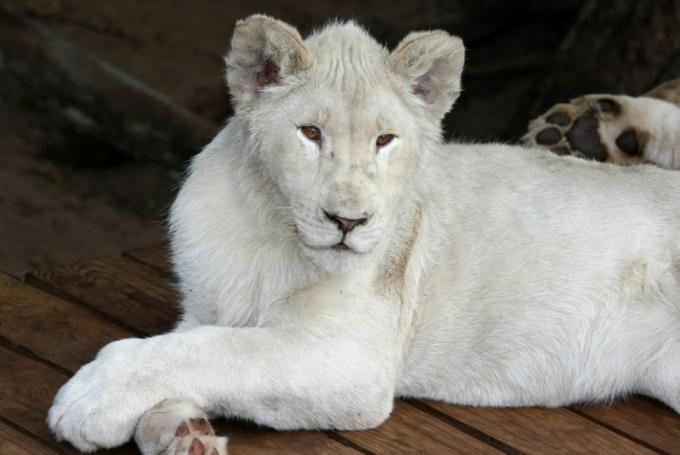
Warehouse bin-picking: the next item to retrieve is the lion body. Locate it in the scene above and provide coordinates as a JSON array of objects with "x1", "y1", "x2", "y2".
[
  {"x1": 49, "y1": 18, "x2": 680, "y2": 453},
  {"x1": 172, "y1": 118, "x2": 680, "y2": 410}
]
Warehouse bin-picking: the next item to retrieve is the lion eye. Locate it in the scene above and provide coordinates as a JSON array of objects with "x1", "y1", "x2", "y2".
[
  {"x1": 376, "y1": 134, "x2": 395, "y2": 147},
  {"x1": 300, "y1": 125, "x2": 321, "y2": 142}
]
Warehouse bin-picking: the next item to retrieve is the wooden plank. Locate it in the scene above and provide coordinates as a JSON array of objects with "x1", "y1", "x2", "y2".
[
  {"x1": 1, "y1": 274, "x2": 358, "y2": 454},
  {"x1": 0, "y1": 420, "x2": 60, "y2": 455},
  {"x1": 124, "y1": 244, "x2": 171, "y2": 274},
  {"x1": 28, "y1": 256, "x2": 179, "y2": 334},
  {"x1": 425, "y1": 401, "x2": 657, "y2": 454},
  {"x1": 0, "y1": 345, "x2": 137, "y2": 454},
  {"x1": 341, "y1": 401, "x2": 502, "y2": 454},
  {"x1": 212, "y1": 420, "x2": 359, "y2": 455},
  {"x1": 575, "y1": 397, "x2": 680, "y2": 454},
  {"x1": 0, "y1": 273, "x2": 129, "y2": 372}
]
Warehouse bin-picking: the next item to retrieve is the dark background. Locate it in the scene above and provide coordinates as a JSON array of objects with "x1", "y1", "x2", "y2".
[{"x1": 1, "y1": 0, "x2": 679, "y2": 275}]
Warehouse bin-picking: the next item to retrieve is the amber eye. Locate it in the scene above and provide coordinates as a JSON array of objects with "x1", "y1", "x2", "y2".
[
  {"x1": 376, "y1": 134, "x2": 395, "y2": 147},
  {"x1": 300, "y1": 125, "x2": 321, "y2": 142}
]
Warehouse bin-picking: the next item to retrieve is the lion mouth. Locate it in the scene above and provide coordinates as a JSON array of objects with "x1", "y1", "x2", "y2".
[
  {"x1": 331, "y1": 242, "x2": 350, "y2": 251},
  {"x1": 294, "y1": 226, "x2": 359, "y2": 253},
  {"x1": 301, "y1": 239, "x2": 355, "y2": 253}
]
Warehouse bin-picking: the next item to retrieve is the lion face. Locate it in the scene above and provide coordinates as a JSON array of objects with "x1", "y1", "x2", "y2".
[
  {"x1": 255, "y1": 80, "x2": 421, "y2": 258},
  {"x1": 225, "y1": 16, "x2": 465, "y2": 263}
]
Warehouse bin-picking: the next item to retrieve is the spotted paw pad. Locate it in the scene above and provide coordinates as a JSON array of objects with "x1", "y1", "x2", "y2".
[
  {"x1": 524, "y1": 96, "x2": 649, "y2": 164},
  {"x1": 176, "y1": 418, "x2": 214, "y2": 437}
]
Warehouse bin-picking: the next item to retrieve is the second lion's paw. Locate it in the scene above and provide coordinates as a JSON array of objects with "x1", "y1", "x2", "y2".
[{"x1": 523, "y1": 95, "x2": 650, "y2": 164}]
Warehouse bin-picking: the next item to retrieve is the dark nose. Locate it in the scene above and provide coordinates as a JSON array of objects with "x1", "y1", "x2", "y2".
[{"x1": 324, "y1": 211, "x2": 368, "y2": 234}]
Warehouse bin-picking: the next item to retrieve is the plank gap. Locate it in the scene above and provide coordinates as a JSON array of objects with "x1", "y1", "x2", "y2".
[
  {"x1": 0, "y1": 414, "x2": 68, "y2": 455},
  {"x1": 568, "y1": 408, "x2": 668, "y2": 455},
  {"x1": 637, "y1": 395, "x2": 678, "y2": 412},
  {"x1": 28, "y1": 256, "x2": 180, "y2": 334},
  {"x1": 406, "y1": 400, "x2": 525, "y2": 455},
  {"x1": 123, "y1": 244, "x2": 172, "y2": 274},
  {"x1": 122, "y1": 251, "x2": 173, "y2": 279},
  {"x1": 24, "y1": 273, "x2": 147, "y2": 337},
  {"x1": 0, "y1": 333, "x2": 73, "y2": 377},
  {"x1": 323, "y1": 431, "x2": 378, "y2": 455},
  {"x1": 117, "y1": 255, "x2": 176, "y2": 289}
]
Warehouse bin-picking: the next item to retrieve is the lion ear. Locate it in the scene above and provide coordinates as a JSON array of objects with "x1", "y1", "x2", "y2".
[
  {"x1": 389, "y1": 31, "x2": 465, "y2": 121},
  {"x1": 225, "y1": 15, "x2": 313, "y2": 110}
]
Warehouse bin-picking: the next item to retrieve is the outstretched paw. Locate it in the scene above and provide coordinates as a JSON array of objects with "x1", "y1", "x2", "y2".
[
  {"x1": 48, "y1": 338, "x2": 160, "y2": 452},
  {"x1": 167, "y1": 418, "x2": 228, "y2": 455},
  {"x1": 523, "y1": 95, "x2": 650, "y2": 164}
]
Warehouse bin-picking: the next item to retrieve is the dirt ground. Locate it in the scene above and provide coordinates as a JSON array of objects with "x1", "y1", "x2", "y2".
[
  {"x1": 0, "y1": 100, "x2": 176, "y2": 276},
  {"x1": 0, "y1": 0, "x2": 241, "y2": 275}
]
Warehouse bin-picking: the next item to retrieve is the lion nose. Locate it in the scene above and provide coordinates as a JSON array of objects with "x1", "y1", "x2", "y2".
[{"x1": 324, "y1": 211, "x2": 368, "y2": 234}]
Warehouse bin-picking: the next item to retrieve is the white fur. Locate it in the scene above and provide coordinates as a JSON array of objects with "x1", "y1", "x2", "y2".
[
  {"x1": 632, "y1": 96, "x2": 680, "y2": 168},
  {"x1": 48, "y1": 16, "x2": 680, "y2": 453}
]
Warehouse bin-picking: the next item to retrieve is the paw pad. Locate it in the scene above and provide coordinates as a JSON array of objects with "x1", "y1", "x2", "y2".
[
  {"x1": 615, "y1": 129, "x2": 646, "y2": 156},
  {"x1": 189, "y1": 438, "x2": 205, "y2": 455},
  {"x1": 549, "y1": 145, "x2": 570, "y2": 156},
  {"x1": 535, "y1": 127, "x2": 561, "y2": 145},
  {"x1": 596, "y1": 98, "x2": 621, "y2": 115},
  {"x1": 187, "y1": 438, "x2": 221, "y2": 455},
  {"x1": 565, "y1": 115, "x2": 608, "y2": 161},
  {"x1": 175, "y1": 418, "x2": 213, "y2": 437},
  {"x1": 523, "y1": 95, "x2": 648, "y2": 164},
  {"x1": 170, "y1": 432, "x2": 227, "y2": 455},
  {"x1": 545, "y1": 111, "x2": 570, "y2": 126},
  {"x1": 169, "y1": 418, "x2": 227, "y2": 454}
]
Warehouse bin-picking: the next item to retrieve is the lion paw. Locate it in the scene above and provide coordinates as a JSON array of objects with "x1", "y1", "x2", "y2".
[
  {"x1": 166, "y1": 418, "x2": 228, "y2": 455},
  {"x1": 523, "y1": 95, "x2": 650, "y2": 164}
]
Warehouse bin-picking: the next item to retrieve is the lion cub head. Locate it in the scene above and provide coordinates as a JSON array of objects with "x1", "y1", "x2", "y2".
[{"x1": 225, "y1": 15, "x2": 464, "y2": 263}]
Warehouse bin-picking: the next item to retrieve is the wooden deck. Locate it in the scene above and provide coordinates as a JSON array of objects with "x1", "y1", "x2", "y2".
[{"x1": 1, "y1": 246, "x2": 679, "y2": 454}]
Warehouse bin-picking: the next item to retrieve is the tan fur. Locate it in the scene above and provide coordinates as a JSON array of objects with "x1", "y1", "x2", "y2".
[{"x1": 645, "y1": 79, "x2": 680, "y2": 106}]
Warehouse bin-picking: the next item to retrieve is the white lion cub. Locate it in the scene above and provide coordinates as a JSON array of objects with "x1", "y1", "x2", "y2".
[{"x1": 48, "y1": 15, "x2": 680, "y2": 454}]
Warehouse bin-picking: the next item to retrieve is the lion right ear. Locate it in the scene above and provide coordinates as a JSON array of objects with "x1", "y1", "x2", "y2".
[{"x1": 225, "y1": 15, "x2": 313, "y2": 111}]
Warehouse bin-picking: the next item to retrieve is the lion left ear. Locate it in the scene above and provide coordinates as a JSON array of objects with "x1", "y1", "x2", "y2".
[{"x1": 389, "y1": 31, "x2": 465, "y2": 121}]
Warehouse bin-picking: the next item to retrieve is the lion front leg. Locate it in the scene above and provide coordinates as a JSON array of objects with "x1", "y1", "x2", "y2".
[{"x1": 49, "y1": 293, "x2": 399, "y2": 452}]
